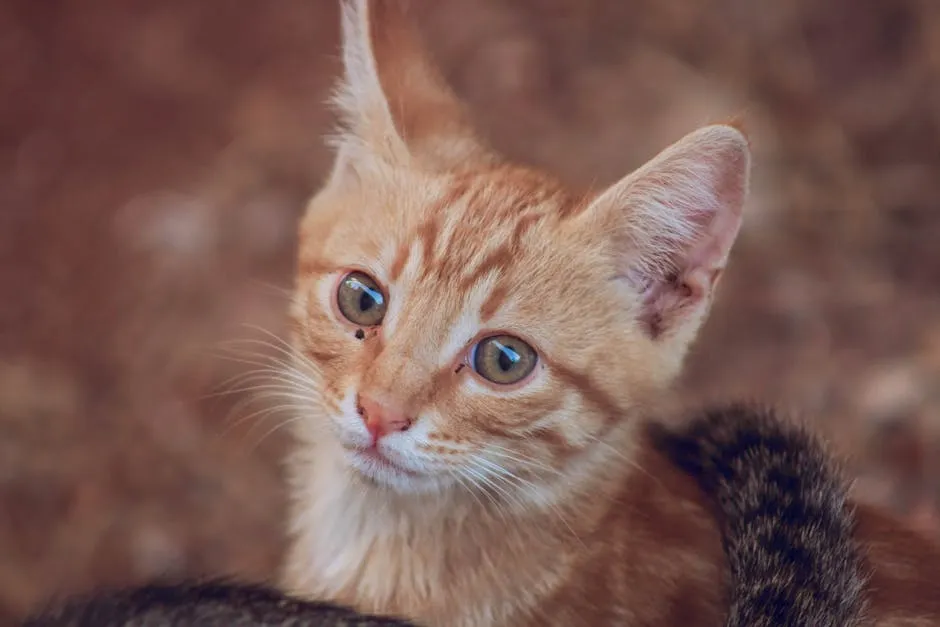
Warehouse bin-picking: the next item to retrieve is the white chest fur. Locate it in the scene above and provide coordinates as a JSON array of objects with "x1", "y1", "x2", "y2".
[{"x1": 281, "y1": 442, "x2": 523, "y2": 626}]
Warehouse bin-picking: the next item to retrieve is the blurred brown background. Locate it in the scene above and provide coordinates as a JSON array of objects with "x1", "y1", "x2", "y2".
[{"x1": 2, "y1": 0, "x2": 940, "y2": 623}]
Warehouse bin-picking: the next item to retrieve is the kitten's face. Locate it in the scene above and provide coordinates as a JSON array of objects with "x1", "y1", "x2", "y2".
[
  {"x1": 292, "y1": 163, "x2": 666, "y2": 495},
  {"x1": 287, "y1": 0, "x2": 749, "y2": 499}
]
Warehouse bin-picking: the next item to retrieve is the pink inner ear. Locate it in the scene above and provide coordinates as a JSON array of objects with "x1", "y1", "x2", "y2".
[
  {"x1": 636, "y1": 266, "x2": 724, "y2": 339},
  {"x1": 627, "y1": 156, "x2": 746, "y2": 340}
]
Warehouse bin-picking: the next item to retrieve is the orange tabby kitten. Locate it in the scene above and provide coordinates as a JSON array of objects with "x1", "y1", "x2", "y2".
[{"x1": 280, "y1": 1, "x2": 940, "y2": 625}]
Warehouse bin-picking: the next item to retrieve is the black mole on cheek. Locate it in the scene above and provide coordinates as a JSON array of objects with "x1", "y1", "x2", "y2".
[{"x1": 354, "y1": 328, "x2": 365, "y2": 340}]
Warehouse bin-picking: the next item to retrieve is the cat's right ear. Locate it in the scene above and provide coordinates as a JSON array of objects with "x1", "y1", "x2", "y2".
[
  {"x1": 576, "y1": 124, "x2": 750, "y2": 356},
  {"x1": 329, "y1": 0, "x2": 496, "y2": 176}
]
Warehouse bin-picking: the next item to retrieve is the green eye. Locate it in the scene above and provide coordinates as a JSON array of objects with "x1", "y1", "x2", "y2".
[
  {"x1": 336, "y1": 272, "x2": 387, "y2": 327},
  {"x1": 472, "y1": 335, "x2": 538, "y2": 385}
]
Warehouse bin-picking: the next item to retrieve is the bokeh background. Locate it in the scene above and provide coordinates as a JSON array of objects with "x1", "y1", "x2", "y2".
[{"x1": 2, "y1": 0, "x2": 940, "y2": 622}]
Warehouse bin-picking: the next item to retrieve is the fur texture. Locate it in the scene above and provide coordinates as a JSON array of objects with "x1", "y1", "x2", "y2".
[
  {"x1": 279, "y1": 1, "x2": 940, "y2": 626},
  {"x1": 648, "y1": 404, "x2": 867, "y2": 626},
  {"x1": 21, "y1": 581, "x2": 416, "y2": 627}
]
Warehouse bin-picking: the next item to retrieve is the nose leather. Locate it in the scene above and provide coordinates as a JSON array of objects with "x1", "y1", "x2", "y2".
[{"x1": 357, "y1": 394, "x2": 413, "y2": 444}]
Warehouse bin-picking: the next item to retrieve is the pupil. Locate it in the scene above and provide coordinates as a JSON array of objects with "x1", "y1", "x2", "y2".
[
  {"x1": 359, "y1": 290, "x2": 374, "y2": 311},
  {"x1": 497, "y1": 346, "x2": 519, "y2": 372},
  {"x1": 353, "y1": 282, "x2": 383, "y2": 313}
]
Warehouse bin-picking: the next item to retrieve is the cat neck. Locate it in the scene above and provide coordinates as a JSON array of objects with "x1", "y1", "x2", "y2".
[{"x1": 281, "y1": 431, "x2": 634, "y2": 625}]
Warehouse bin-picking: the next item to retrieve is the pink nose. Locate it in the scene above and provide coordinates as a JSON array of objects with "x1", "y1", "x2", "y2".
[{"x1": 357, "y1": 395, "x2": 413, "y2": 443}]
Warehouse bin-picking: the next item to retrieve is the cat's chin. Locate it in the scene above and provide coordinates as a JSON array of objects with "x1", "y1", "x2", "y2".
[{"x1": 344, "y1": 448, "x2": 445, "y2": 494}]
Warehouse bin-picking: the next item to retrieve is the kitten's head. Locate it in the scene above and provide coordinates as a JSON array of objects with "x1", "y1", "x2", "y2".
[{"x1": 289, "y1": 0, "x2": 749, "y2": 498}]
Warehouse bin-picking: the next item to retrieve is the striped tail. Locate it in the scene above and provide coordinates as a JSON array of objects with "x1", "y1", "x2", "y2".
[{"x1": 650, "y1": 403, "x2": 867, "y2": 627}]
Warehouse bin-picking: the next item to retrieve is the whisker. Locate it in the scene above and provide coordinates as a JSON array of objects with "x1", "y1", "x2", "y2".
[
  {"x1": 445, "y1": 467, "x2": 489, "y2": 512},
  {"x1": 216, "y1": 401, "x2": 307, "y2": 443},
  {"x1": 211, "y1": 368, "x2": 321, "y2": 418},
  {"x1": 208, "y1": 363, "x2": 316, "y2": 397},
  {"x1": 464, "y1": 458, "x2": 529, "y2": 511},
  {"x1": 225, "y1": 386, "x2": 318, "y2": 406},
  {"x1": 249, "y1": 415, "x2": 306, "y2": 452},
  {"x1": 242, "y1": 401, "x2": 311, "y2": 437},
  {"x1": 215, "y1": 334, "x2": 322, "y2": 376},
  {"x1": 212, "y1": 354, "x2": 319, "y2": 385},
  {"x1": 460, "y1": 464, "x2": 512, "y2": 524},
  {"x1": 246, "y1": 278, "x2": 294, "y2": 300},
  {"x1": 484, "y1": 446, "x2": 564, "y2": 476},
  {"x1": 559, "y1": 425, "x2": 660, "y2": 488},
  {"x1": 469, "y1": 456, "x2": 585, "y2": 548},
  {"x1": 229, "y1": 326, "x2": 321, "y2": 371},
  {"x1": 205, "y1": 378, "x2": 315, "y2": 403}
]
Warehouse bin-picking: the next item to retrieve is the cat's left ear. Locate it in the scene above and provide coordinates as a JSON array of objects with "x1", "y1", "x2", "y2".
[
  {"x1": 330, "y1": 0, "x2": 496, "y2": 173},
  {"x1": 581, "y1": 124, "x2": 750, "y2": 348}
]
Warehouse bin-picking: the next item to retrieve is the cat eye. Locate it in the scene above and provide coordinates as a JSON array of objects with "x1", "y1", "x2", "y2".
[
  {"x1": 336, "y1": 271, "x2": 387, "y2": 327},
  {"x1": 472, "y1": 335, "x2": 538, "y2": 385}
]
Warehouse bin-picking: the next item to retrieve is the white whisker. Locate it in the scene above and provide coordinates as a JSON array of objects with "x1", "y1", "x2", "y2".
[
  {"x1": 460, "y1": 464, "x2": 513, "y2": 524},
  {"x1": 216, "y1": 401, "x2": 305, "y2": 442},
  {"x1": 445, "y1": 467, "x2": 488, "y2": 512},
  {"x1": 484, "y1": 445, "x2": 564, "y2": 476},
  {"x1": 468, "y1": 455, "x2": 585, "y2": 547},
  {"x1": 248, "y1": 415, "x2": 306, "y2": 452},
  {"x1": 559, "y1": 424, "x2": 660, "y2": 488},
  {"x1": 202, "y1": 328, "x2": 331, "y2": 456}
]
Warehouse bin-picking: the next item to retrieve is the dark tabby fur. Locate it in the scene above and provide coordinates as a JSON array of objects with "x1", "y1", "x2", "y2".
[
  {"x1": 20, "y1": 581, "x2": 416, "y2": 627},
  {"x1": 22, "y1": 404, "x2": 866, "y2": 627},
  {"x1": 649, "y1": 403, "x2": 867, "y2": 627}
]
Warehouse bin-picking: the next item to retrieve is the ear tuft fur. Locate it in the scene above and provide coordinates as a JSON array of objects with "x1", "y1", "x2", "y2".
[{"x1": 331, "y1": 0, "x2": 495, "y2": 172}]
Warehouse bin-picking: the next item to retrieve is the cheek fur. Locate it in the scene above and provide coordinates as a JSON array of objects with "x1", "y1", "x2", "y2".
[
  {"x1": 328, "y1": 387, "x2": 372, "y2": 446},
  {"x1": 423, "y1": 380, "x2": 568, "y2": 454}
]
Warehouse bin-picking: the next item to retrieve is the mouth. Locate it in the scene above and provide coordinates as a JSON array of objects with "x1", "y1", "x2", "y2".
[{"x1": 347, "y1": 446, "x2": 420, "y2": 480}]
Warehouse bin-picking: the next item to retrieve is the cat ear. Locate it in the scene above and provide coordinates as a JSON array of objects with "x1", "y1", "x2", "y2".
[
  {"x1": 583, "y1": 124, "x2": 750, "y2": 345},
  {"x1": 331, "y1": 0, "x2": 496, "y2": 172}
]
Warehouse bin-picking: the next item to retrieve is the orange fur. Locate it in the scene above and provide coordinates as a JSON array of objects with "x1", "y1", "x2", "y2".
[{"x1": 280, "y1": 1, "x2": 940, "y2": 625}]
